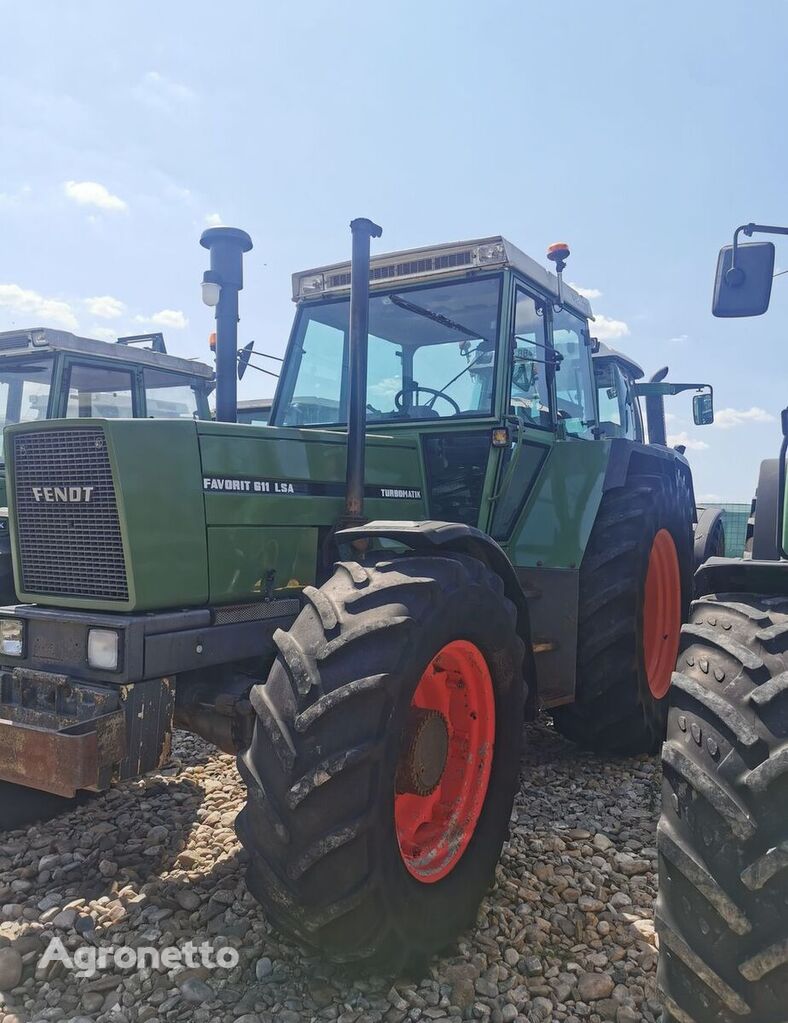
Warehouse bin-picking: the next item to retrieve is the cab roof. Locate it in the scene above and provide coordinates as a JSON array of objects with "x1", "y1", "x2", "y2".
[
  {"x1": 292, "y1": 236, "x2": 594, "y2": 321},
  {"x1": 593, "y1": 341, "x2": 644, "y2": 380},
  {"x1": 0, "y1": 327, "x2": 214, "y2": 379}
]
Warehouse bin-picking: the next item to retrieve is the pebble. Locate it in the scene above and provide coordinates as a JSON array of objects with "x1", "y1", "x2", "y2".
[
  {"x1": 0, "y1": 722, "x2": 667, "y2": 1022},
  {"x1": 254, "y1": 955, "x2": 273, "y2": 980},
  {"x1": 0, "y1": 948, "x2": 22, "y2": 991},
  {"x1": 179, "y1": 976, "x2": 215, "y2": 1003},
  {"x1": 176, "y1": 889, "x2": 201, "y2": 911},
  {"x1": 577, "y1": 972, "x2": 616, "y2": 1001}
]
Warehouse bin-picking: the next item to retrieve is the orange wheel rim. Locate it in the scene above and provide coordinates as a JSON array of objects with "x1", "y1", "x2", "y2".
[
  {"x1": 394, "y1": 640, "x2": 495, "y2": 883},
  {"x1": 643, "y1": 529, "x2": 681, "y2": 699}
]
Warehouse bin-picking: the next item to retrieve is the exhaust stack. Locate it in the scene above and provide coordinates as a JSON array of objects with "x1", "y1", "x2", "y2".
[
  {"x1": 343, "y1": 217, "x2": 382, "y2": 524},
  {"x1": 200, "y1": 226, "x2": 253, "y2": 423}
]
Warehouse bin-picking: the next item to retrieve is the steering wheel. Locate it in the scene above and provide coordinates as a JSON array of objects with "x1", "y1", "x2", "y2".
[{"x1": 394, "y1": 384, "x2": 461, "y2": 415}]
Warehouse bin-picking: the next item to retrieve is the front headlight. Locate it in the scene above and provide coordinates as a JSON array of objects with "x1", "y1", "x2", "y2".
[
  {"x1": 0, "y1": 618, "x2": 24, "y2": 657},
  {"x1": 87, "y1": 628, "x2": 120, "y2": 671}
]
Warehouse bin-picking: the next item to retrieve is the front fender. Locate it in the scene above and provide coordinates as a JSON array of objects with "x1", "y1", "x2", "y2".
[{"x1": 337, "y1": 520, "x2": 538, "y2": 714}]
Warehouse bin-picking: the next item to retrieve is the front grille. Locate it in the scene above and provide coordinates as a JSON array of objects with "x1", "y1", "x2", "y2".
[{"x1": 12, "y1": 429, "x2": 128, "y2": 601}]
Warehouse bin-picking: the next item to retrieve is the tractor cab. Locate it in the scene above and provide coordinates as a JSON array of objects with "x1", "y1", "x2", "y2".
[
  {"x1": 592, "y1": 342, "x2": 645, "y2": 441},
  {"x1": 0, "y1": 328, "x2": 213, "y2": 432},
  {"x1": 272, "y1": 237, "x2": 599, "y2": 533}
]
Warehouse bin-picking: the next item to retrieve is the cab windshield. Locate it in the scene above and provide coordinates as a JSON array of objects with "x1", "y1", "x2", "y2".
[
  {"x1": 0, "y1": 356, "x2": 54, "y2": 430},
  {"x1": 273, "y1": 276, "x2": 502, "y2": 427}
]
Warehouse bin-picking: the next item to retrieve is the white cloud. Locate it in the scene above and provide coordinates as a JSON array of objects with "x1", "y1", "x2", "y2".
[
  {"x1": 697, "y1": 492, "x2": 723, "y2": 503},
  {"x1": 84, "y1": 295, "x2": 125, "y2": 319},
  {"x1": 134, "y1": 71, "x2": 196, "y2": 111},
  {"x1": 136, "y1": 309, "x2": 188, "y2": 330},
  {"x1": 667, "y1": 431, "x2": 709, "y2": 451},
  {"x1": 63, "y1": 180, "x2": 127, "y2": 212},
  {"x1": 713, "y1": 406, "x2": 776, "y2": 430},
  {"x1": 0, "y1": 283, "x2": 78, "y2": 330},
  {"x1": 568, "y1": 282, "x2": 602, "y2": 300},
  {"x1": 204, "y1": 212, "x2": 223, "y2": 227},
  {"x1": 591, "y1": 314, "x2": 630, "y2": 341},
  {"x1": 668, "y1": 334, "x2": 689, "y2": 343}
]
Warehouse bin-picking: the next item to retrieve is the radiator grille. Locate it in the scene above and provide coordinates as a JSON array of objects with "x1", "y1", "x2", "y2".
[{"x1": 12, "y1": 429, "x2": 128, "y2": 601}]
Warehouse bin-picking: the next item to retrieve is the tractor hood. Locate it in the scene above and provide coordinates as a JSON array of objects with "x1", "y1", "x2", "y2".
[{"x1": 5, "y1": 418, "x2": 426, "y2": 612}]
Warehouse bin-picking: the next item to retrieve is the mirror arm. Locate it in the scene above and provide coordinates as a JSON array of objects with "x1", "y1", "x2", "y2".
[
  {"x1": 633, "y1": 382, "x2": 712, "y2": 398},
  {"x1": 732, "y1": 222, "x2": 788, "y2": 272}
]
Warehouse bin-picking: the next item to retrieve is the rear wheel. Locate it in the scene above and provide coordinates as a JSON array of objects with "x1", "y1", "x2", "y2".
[
  {"x1": 552, "y1": 470, "x2": 693, "y2": 753},
  {"x1": 657, "y1": 592, "x2": 788, "y2": 1022},
  {"x1": 236, "y1": 552, "x2": 526, "y2": 967}
]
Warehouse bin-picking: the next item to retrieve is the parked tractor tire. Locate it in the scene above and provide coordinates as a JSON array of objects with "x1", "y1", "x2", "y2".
[
  {"x1": 657, "y1": 593, "x2": 788, "y2": 1023},
  {"x1": 553, "y1": 471, "x2": 693, "y2": 753},
  {"x1": 694, "y1": 506, "x2": 726, "y2": 571},
  {"x1": 236, "y1": 552, "x2": 526, "y2": 968}
]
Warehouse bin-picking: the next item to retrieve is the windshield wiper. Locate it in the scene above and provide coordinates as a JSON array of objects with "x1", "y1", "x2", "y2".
[{"x1": 388, "y1": 294, "x2": 491, "y2": 344}]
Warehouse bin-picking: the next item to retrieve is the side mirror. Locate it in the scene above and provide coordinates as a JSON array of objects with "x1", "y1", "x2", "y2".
[
  {"x1": 712, "y1": 241, "x2": 775, "y2": 317},
  {"x1": 693, "y1": 391, "x2": 714, "y2": 426}
]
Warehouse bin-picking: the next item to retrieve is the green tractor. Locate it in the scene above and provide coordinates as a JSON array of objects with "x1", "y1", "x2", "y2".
[
  {"x1": 0, "y1": 327, "x2": 214, "y2": 602},
  {"x1": 0, "y1": 222, "x2": 712, "y2": 967},
  {"x1": 657, "y1": 225, "x2": 788, "y2": 1023}
]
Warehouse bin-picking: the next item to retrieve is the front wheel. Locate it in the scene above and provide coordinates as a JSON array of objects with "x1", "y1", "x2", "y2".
[{"x1": 235, "y1": 552, "x2": 527, "y2": 968}]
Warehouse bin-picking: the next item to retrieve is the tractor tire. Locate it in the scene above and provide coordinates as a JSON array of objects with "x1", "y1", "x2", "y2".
[
  {"x1": 236, "y1": 552, "x2": 527, "y2": 968},
  {"x1": 657, "y1": 593, "x2": 788, "y2": 1023},
  {"x1": 694, "y1": 507, "x2": 726, "y2": 572},
  {"x1": 552, "y1": 471, "x2": 693, "y2": 754}
]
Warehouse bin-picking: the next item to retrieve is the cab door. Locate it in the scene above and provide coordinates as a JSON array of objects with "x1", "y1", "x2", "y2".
[{"x1": 488, "y1": 283, "x2": 555, "y2": 540}]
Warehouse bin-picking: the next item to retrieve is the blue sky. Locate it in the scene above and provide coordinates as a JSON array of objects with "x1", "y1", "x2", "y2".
[{"x1": 1, "y1": 0, "x2": 786, "y2": 501}]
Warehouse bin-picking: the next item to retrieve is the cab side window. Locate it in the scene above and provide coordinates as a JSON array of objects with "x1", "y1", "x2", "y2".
[
  {"x1": 511, "y1": 288, "x2": 551, "y2": 428},
  {"x1": 617, "y1": 366, "x2": 644, "y2": 441},
  {"x1": 143, "y1": 368, "x2": 201, "y2": 419},
  {"x1": 64, "y1": 363, "x2": 136, "y2": 418},
  {"x1": 594, "y1": 360, "x2": 622, "y2": 437},
  {"x1": 551, "y1": 309, "x2": 596, "y2": 439}
]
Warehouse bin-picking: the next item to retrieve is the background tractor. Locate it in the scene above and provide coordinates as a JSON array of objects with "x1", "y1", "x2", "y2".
[
  {"x1": 0, "y1": 221, "x2": 712, "y2": 967},
  {"x1": 0, "y1": 327, "x2": 214, "y2": 603},
  {"x1": 657, "y1": 224, "x2": 788, "y2": 1023}
]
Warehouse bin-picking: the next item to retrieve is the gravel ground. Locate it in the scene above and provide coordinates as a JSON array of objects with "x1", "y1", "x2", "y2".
[{"x1": 0, "y1": 721, "x2": 662, "y2": 1023}]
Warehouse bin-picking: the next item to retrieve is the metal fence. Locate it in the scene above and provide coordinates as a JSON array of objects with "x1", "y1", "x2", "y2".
[{"x1": 697, "y1": 503, "x2": 751, "y2": 558}]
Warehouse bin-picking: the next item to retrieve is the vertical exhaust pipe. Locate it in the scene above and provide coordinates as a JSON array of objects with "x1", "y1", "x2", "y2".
[
  {"x1": 343, "y1": 218, "x2": 382, "y2": 524},
  {"x1": 645, "y1": 366, "x2": 669, "y2": 445},
  {"x1": 200, "y1": 227, "x2": 253, "y2": 423}
]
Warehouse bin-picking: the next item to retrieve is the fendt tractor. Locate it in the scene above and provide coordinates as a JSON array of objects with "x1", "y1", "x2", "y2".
[
  {"x1": 0, "y1": 221, "x2": 713, "y2": 966},
  {"x1": 657, "y1": 225, "x2": 788, "y2": 1023},
  {"x1": 0, "y1": 328, "x2": 214, "y2": 603}
]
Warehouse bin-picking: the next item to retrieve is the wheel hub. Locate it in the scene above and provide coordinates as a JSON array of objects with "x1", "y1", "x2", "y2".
[{"x1": 396, "y1": 708, "x2": 449, "y2": 796}]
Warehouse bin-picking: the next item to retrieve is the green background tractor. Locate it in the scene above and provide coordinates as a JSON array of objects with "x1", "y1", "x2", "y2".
[
  {"x1": 0, "y1": 327, "x2": 214, "y2": 603},
  {"x1": 0, "y1": 221, "x2": 712, "y2": 967},
  {"x1": 657, "y1": 224, "x2": 788, "y2": 1023}
]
